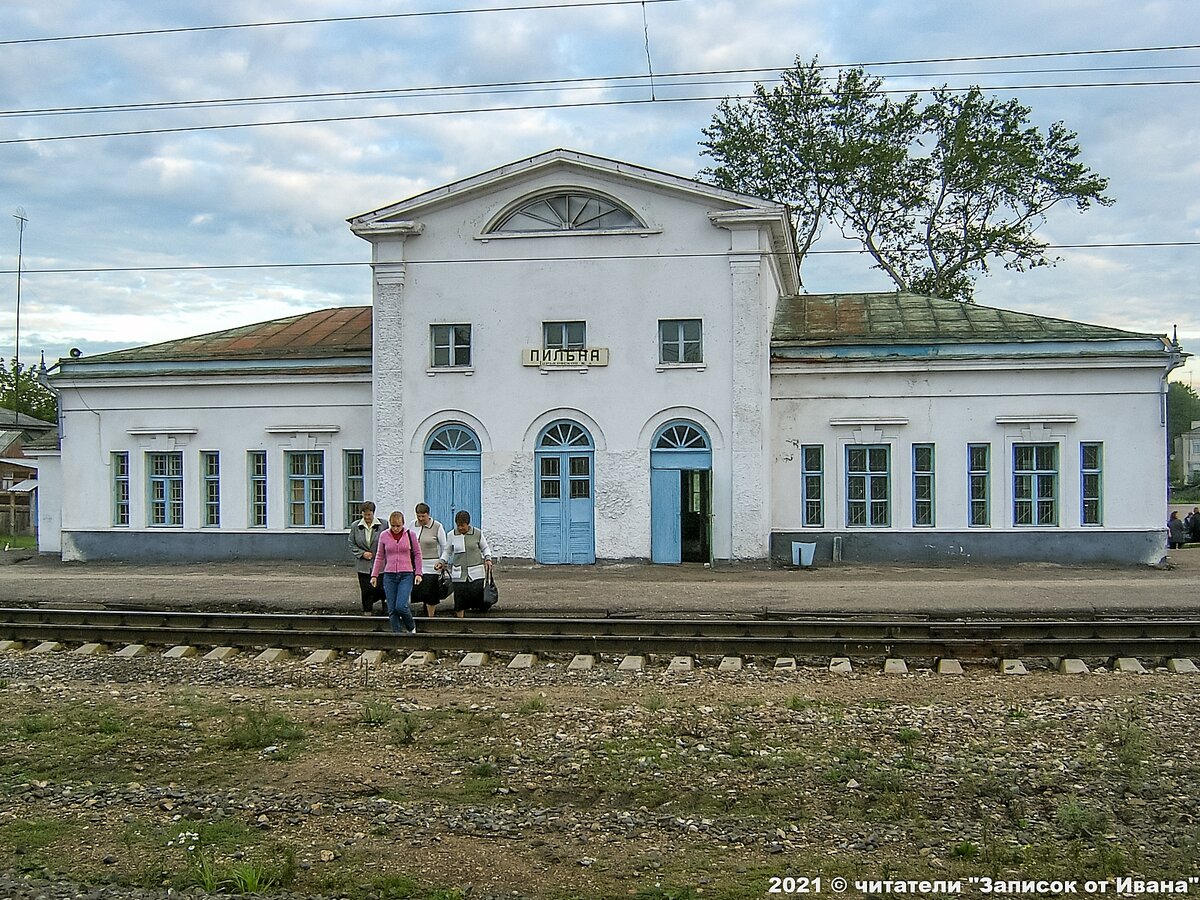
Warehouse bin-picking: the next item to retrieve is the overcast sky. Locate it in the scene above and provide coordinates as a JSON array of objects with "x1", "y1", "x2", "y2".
[{"x1": 1, "y1": 1, "x2": 1197, "y2": 384}]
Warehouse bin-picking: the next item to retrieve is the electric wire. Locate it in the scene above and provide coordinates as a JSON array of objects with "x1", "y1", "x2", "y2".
[
  {"x1": 4, "y1": 62, "x2": 1200, "y2": 120},
  {"x1": 2, "y1": 241, "x2": 1196, "y2": 278},
  {"x1": 0, "y1": 0, "x2": 687, "y2": 46},
  {"x1": 5, "y1": 79, "x2": 1200, "y2": 146}
]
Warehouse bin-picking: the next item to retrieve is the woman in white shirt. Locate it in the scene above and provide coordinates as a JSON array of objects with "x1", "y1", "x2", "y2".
[
  {"x1": 410, "y1": 502, "x2": 449, "y2": 617},
  {"x1": 436, "y1": 509, "x2": 493, "y2": 618}
]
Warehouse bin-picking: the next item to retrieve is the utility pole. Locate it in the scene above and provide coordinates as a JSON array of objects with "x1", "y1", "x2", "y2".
[{"x1": 12, "y1": 208, "x2": 26, "y2": 424}]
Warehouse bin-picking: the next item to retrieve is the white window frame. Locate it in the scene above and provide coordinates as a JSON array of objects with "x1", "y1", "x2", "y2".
[
  {"x1": 543, "y1": 321, "x2": 586, "y2": 351},
  {"x1": 248, "y1": 451, "x2": 267, "y2": 528},
  {"x1": 430, "y1": 324, "x2": 472, "y2": 369},
  {"x1": 658, "y1": 319, "x2": 703, "y2": 365},
  {"x1": 912, "y1": 444, "x2": 935, "y2": 527}
]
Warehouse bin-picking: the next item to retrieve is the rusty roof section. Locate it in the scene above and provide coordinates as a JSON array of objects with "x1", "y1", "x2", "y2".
[
  {"x1": 77, "y1": 307, "x2": 372, "y2": 363},
  {"x1": 772, "y1": 292, "x2": 1163, "y2": 346}
]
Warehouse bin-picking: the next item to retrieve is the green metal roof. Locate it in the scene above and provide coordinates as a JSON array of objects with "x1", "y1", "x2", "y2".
[{"x1": 772, "y1": 292, "x2": 1164, "y2": 347}]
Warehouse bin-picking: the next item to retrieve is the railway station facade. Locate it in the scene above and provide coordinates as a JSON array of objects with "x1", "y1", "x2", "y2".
[{"x1": 36, "y1": 149, "x2": 1183, "y2": 565}]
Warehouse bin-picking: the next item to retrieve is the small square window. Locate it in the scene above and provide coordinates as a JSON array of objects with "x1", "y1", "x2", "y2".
[
  {"x1": 544, "y1": 321, "x2": 586, "y2": 350},
  {"x1": 431, "y1": 324, "x2": 472, "y2": 368},
  {"x1": 659, "y1": 319, "x2": 703, "y2": 364}
]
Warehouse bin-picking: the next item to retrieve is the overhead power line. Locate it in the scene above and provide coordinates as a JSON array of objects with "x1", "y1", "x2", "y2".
[
  {"x1": 4, "y1": 62, "x2": 1200, "y2": 120},
  {"x1": 0, "y1": 0, "x2": 687, "y2": 46},
  {"x1": 2, "y1": 241, "x2": 1196, "y2": 277},
  {"x1": 4, "y1": 79, "x2": 1199, "y2": 146}
]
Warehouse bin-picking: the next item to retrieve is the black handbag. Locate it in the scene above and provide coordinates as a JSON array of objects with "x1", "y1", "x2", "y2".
[
  {"x1": 436, "y1": 572, "x2": 452, "y2": 601},
  {"x1": 481, "y1": 572, "x2": 499, "y2": 609}
]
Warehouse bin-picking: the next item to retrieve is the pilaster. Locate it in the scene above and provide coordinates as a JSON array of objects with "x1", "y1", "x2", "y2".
[
  {"x1": 373, "y1": 262, "x2": 407, "y2": 514},
  {"x1": 728, "y1": 250, "x2": 771, "y2": 559}
]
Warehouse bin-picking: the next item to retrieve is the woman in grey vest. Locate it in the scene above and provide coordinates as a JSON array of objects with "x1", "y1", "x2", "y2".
[
  {"x1": 436, "y1": 510, "x2": 493, "y2": 618},
  {"x1": 347, "y1": 501, "x2": 386, "y2": 615}
]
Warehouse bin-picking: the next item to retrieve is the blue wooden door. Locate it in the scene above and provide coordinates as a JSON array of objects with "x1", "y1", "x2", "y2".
[
  {"x1": 424, "y1": 425, "x2": 482, "y2": 528},
  {"x1": 650, "y1": 422, "x2": 712, "y2": 564},
  {"x1": 535, "y1": 421, "x2": 595, "y2": 564},
  {"x1": 650, "y1": 467, "x2": 681, "y2": 563}
]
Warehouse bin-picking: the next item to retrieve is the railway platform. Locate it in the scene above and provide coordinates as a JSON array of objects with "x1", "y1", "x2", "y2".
[{"x1": 0, "y1": 546, "x2": 1198, "y2": 618}]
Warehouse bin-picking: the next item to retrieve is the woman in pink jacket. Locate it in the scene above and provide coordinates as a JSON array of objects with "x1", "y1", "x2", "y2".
[{"x1": 369, "y1": 511, "x2": 423, "y2": 635}]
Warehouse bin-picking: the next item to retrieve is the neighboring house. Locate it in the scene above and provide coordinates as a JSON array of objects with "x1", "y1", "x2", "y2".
[
  {"x1": 1175, "y1": 421, "x2": 1200, "y2": 483},
  {"x1": 40, "y1": 149, "x2": 1186, "y2": 565},
  {"x1": 0, "y1": 412, "x2": 57, "y2": 536}
]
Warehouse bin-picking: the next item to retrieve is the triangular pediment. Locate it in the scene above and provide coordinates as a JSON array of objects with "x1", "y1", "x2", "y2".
[{"x1": 348, "y1": 148, "x2": 785, "y2": 228}]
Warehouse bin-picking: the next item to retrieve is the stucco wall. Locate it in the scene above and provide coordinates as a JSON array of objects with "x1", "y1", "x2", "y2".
[
  {"x1": 54, "y1": 372, "x2": 372, "y2": 561},
  {"x1": 769, "y1": 357, "x2": 1171, "y2": 564},
  {"x1": 366, "y1": 165, "x2": 779, "y2": 561}
]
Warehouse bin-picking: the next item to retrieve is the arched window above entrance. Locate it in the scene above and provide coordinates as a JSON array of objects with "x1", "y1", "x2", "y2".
[
  {"x1": 426, "y1": 424, "x2": 481, "y2": 454},
  {"x1": 654, "y1": 422, "x2": 710, "y2": 451},
  {"x1": 538, "y1": 421, "x2": 594, "y2": 449},
  {"x1": 491, "y1": 192, "x2": 643, "y2": 234}
]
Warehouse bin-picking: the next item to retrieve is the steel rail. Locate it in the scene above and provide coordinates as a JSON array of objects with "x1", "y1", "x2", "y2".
[{"x1": 3, "y1": 609, "x2": 1200, "y2": 660}]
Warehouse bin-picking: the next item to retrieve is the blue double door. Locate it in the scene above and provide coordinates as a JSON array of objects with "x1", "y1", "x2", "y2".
[
  {"x1": 423, "y1": 425, "x2": 481, "y2": 530},
  {"x1": 535, "y1": 421, "x2": 595, "y2": 564}
]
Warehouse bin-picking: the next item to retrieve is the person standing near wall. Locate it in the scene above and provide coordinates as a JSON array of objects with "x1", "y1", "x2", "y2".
[
  {"x1": 348, "y1": 501, "x2": 386, "y2": 616},
  {"x1": 436, "y1": 510, "x2": 492, "y2": 618},
  {"x1": 370, "y1": 511, "x2": 423, "y2": 635},
  {"x1": 410, "y1": 502, "x2": 449, "y2": 617},
  {"x1": 1168, "y1": 510, "x2": 1188, "y2": 550}
]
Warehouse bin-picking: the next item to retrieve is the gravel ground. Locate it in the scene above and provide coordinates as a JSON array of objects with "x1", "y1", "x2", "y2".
[
  {"x1": 2, "y1": 643, "x2": 1199, "y2": 899},
  {"x1": 1, "y1": 548, "x2": 1200, "y2": 617}
]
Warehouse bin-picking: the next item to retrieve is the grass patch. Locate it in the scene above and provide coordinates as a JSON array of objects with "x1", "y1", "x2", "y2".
[
  {"x1": 1055, "y1": 797, "x2": 1111, "y2": 839},
  {"x1": 517, "y1": 695, "x2": 549, "y2": 714},
  {"x1": 0, "y1": 818, "x2": 79, "y2": 852},
  {"x1": 358, "y1": 700, "x2": 394, "y2": 728},
  {"x1": 223, "y1": 706, "x2": 304, "y2": 750}
]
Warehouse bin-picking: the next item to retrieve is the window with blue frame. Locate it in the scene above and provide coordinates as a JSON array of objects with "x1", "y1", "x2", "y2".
[
  {"x1": 1013, "y1": 443, "x2": 1058, "y2": 526},
  {"x1": 287, "y1": 451, "x2": 325, "y2": 527},
  {"x1": 147, "y1": 451, "x2": 183, "y2": 526},
  {"x1": 846, "y1": 445, "x2": 890, "y2": 527},
  {"x1": 801, "y1": 445, "x2": 824, "y2": 527}
]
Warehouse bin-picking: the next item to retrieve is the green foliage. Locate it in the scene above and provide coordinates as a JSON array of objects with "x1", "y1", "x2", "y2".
[
  {"x1": 1168, "y1": 381, "x2": 1200, "y2": 481},
  {"x1": 1055, "y1": 797, "x2": 1111, "y2": 839},
  {"x1": 700, "y1": 57, "x2": 1112, "y2": 300},
  {"x1": 224, "y1": 706, "x2": 304, "y2": 750},
  {"x1": 358, "y1": 700, "x2": 394, "y2": 727},
  {"x1": 391, "y1": 712, "x2": 418, "y2": 745},
  {"x1": 0, "y1": 357, "x2": 56, "y2": 422}
]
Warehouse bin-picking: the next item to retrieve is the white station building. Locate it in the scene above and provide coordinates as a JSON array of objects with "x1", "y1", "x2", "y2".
[{"x1": 35, "y1": 149, "x2": 1184, "y2": 566}]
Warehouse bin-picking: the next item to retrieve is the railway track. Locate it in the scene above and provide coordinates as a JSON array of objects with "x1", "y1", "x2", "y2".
[{"x1": 3, "y1": 607, "x2": 1200, "y2": 665}]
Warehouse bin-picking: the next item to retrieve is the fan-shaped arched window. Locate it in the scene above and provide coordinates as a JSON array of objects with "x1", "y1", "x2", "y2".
[
  {"x1": 654, "y1": 422, "x2": 710, "y2": 451},
  {"x1": 492, "y1": 192, "x2": 643, "y2": 233},
  {"x1": 426, "y1": 424, "x2": 481, "y2": 454},
  {"x1": 538, "y1": 421, "x2": 594, "y2": 449}
]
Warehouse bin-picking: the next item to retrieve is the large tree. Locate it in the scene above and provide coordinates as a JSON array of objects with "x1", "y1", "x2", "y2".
[
  {"x1": 700, "y1": 58, "x2": 1112, "y2": 300},
  {"x1": 0, "y1": 358, "x2": 57, "y2": 423}
]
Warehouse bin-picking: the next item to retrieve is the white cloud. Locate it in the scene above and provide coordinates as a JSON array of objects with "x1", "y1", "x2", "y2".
[{"x1": 0, "y1": 0, "x2": 1197, "y2": 369}]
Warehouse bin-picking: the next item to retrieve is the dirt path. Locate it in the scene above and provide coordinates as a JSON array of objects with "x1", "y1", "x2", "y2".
[{"x1": 0, "y1": 548, "x2": 1198, "y2": 616}]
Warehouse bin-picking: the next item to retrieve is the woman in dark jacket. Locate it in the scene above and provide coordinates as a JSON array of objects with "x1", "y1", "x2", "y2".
[{"x1": 348, "y1": 501, "x2": 386, "y2": 615}]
